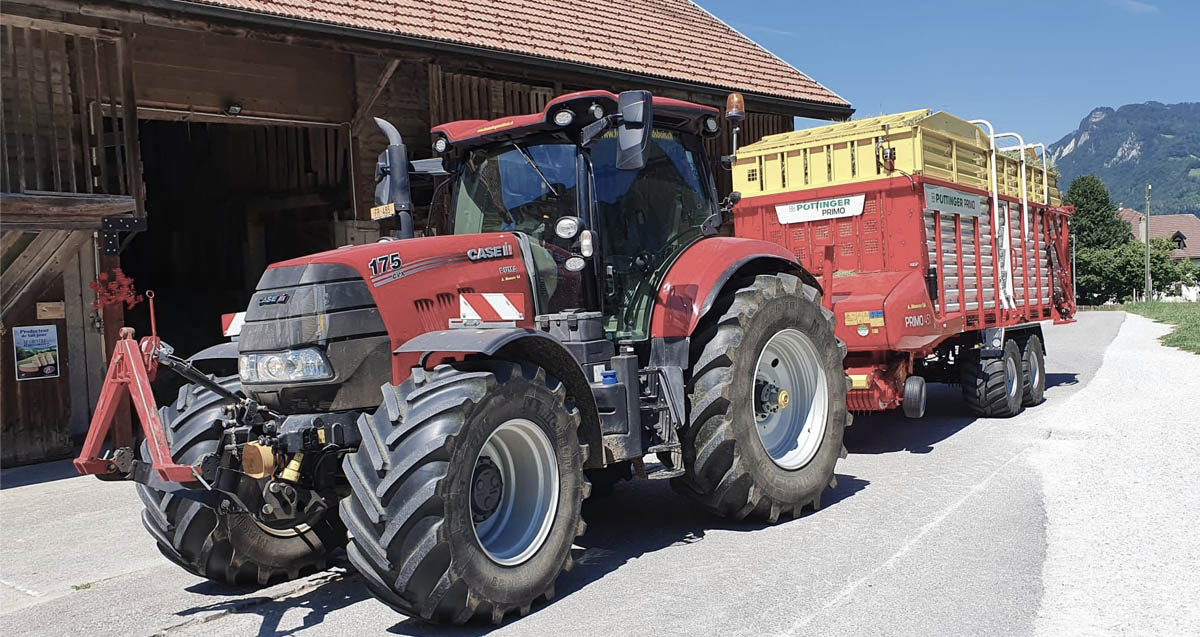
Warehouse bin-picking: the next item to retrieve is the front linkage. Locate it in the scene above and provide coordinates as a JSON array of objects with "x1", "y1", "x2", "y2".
[{"x1": 73, "y1": 293, "x2": 343, "y2": 522}]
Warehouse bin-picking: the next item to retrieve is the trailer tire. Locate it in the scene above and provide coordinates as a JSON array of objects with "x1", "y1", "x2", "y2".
[
  {"x1": 136, "y1": 376, "x2": 345, "y2": 586},
  {"x1": 1020, "y1": 334, "x2": 1046, "y2": 406},
  {"x1": 673, "y1": 274, "x2": 849, "y2": 522},
  {"x1": 339, "y1": 360, "x2": 587, "y2": 625},
  {"x1": 902, "y1": 375, "x2": 927, "y2": 419},
  {"x1": 960, "y1": 340, "x2": 1025, "y2": 417}
]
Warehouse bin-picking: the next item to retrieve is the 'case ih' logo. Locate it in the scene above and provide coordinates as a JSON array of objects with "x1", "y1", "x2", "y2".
[
  {"x1": 258, "y1": 293, "x2": 290, "y2": 306},
  {"x1": 467, "y1": 244, "x2": 513, "y2": 261}
]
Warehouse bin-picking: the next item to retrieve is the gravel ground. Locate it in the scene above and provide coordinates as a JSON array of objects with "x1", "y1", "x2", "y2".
[
  {"x1": 1032, "y1": 313, "x2": 1200, "y2": 636},
  {"x1": 1, "y1": 312, "x2": 1197, "y2": 636}
]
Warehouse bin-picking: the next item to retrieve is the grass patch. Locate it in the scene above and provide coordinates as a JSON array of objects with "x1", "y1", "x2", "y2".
[
  {"x1": 1121, "y1": 301, "x2": 1200, "y2": 354},
  {"x1": 71, "y1": 583, "x2": 91, "y2": 591}
]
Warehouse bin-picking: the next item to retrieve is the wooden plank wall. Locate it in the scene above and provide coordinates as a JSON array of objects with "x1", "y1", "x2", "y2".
[
  {"x1": 427, "y1": 63, "x2": 556, "y2": 126},
  {"x1": 0, "y1": 23, "x2": 127, "y2": 196},
  {"x1": 130, "y1": 24, "x2": 354, "y2": 123},
  {"x1": 0, "y1": 229, "x2": 81, "y2": 466}
]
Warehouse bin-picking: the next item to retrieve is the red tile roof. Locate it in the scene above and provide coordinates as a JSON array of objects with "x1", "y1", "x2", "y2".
[
  {"x1": 1118, "y1": 208, "x2": 1200, "y2": 259},
  {"x1": 179, "y1": 0, "x2": 849, "y2": 110}
]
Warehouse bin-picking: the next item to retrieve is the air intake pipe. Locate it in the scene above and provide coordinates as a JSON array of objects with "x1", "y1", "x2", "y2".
[{"x1": 373, "y1": 117, "x2": 414, "y2": 239}]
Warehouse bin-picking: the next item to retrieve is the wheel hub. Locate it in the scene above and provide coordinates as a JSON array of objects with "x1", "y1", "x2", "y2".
[
  {"x1": 752, "y1": 328, "x2": 831, "y2": 470},
  {"x1": 755, "y1": 380, "x2": 787, "y2": 421},
  {"x1": 471, "y1": 457, "x2": 504, "y2": 523},
  {"x1": 471, "y1": 418, "x2": 559, "y2": 566}
]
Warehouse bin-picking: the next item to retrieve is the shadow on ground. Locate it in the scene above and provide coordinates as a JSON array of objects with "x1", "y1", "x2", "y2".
[
  {"x1": 0, "y1": 458, "x2": 79, "y2": 490},
  {"x1": 846, "y1": 383, "x2": 981, "y2": 455},
  {"x1": 167, "y1": 472, "x2": 868, "y2": 636},
  {"x1": 1045, "y1": 372, "x2": 1078, "y2": 389}
]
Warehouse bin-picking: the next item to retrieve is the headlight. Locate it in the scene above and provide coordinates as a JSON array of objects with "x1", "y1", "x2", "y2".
[
  {"x1": 555, "y1": 216, "x2": 580, "y2": 239},
  {"x1": 552, "y1": 109, "x2": 575, "y2": 126},
  {"x1": 239, "y1": 348, "x2": 333, "y2": 383}
]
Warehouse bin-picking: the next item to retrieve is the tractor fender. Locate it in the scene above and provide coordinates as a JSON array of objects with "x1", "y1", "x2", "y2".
[
  {"x1": 650, "y1": 237, "x2": 820, "y2": 340},
  {"x1": 187, "y1": 341, "x2": 239, "y2": 363},
  {"x1": 394, "y1": 329, "x2": 605, "y2": 469}
]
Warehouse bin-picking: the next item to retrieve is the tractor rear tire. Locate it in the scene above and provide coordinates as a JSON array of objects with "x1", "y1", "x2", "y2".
[
  {"x1": 673, "y1": 273, "x2": 849, "y2": 522},
  {"x1": 136, "y1": 376, "x2": 346, "y2": 586},
  {"x1": 960, "y1": 339, "x2": 1025, "y2": 417},
  {"x1": 340, "y1": 360, "x2": 588, "y2": 625},
  {"x1": 1020, "y1": 334, "x2": 1046, "y2": 406}
]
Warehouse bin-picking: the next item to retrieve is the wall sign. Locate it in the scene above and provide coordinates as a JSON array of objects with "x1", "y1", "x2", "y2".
[
  {"x1": 13, "y1": 325, "x2": 60, "y2": 381},
  {"x1": 775, "y1": 194, "x2": 866, "y2": 224},
  {"x1": 36, "y1": 301, "x2": 66, "y2": 320},
  {"x1": 923, "y1": 184, "x2": 987, "y2": 218}
]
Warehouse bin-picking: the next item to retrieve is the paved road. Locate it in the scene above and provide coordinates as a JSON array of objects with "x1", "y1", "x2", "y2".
[{"x1": 2, "y1": 312, "x2": 1197, "y2": 636}]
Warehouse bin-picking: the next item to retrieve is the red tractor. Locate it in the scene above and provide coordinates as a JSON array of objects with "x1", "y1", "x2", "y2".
[{"x1": 76, "y1": 91, "x2": 850, "y2": 624}]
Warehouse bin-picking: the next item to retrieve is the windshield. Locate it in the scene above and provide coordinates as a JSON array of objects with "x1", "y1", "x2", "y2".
[{"x1": 451, "y1": 141, "x2": 577, "y2": 242}]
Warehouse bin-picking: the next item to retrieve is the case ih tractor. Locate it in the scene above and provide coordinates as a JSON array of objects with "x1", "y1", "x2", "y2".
[{"x1": 76, "y1": 90, "x2": 850, "y2": 624}]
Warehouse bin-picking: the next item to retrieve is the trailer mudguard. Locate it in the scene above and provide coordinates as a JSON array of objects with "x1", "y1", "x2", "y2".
[
  {"x1": 650, "y1": 237, "x2": 819, "y2": 340},
  {"x1": 394, "y1": 328, "x2": 605, "y2": 468},
  {"x1": 977, "y1": 324, "x2": 1045, "y2": 358}
]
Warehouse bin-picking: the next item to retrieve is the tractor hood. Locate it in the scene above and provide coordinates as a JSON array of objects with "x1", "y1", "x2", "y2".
[{"x1": 238, "y1": 233, "x2": 537, "y2": 413}]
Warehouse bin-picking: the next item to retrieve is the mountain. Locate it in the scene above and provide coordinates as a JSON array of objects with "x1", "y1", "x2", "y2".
[{"x1": 1048, "y1": 102, "x2": 1200, "y2": 216}]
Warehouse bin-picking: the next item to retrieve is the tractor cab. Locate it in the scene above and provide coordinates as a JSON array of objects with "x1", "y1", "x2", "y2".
[{"x1": 398, "y1": 91, "x2": 723, "y2": 342}]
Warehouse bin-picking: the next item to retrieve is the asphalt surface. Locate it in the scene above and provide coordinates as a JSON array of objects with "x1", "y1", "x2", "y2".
[{"x1": 2, "y1": 311, "x2": 1197, "y2": 636}]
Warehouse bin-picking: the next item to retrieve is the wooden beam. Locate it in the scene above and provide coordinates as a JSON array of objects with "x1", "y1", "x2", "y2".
[
  {"x1": 351, "y1": 58, "x2": 400, "y2": 134},
  {"x1": 0, "y1": 14, "x2": 119, "y2": 40},
  {"x1": 0, "y1": 193, "x2": 136, "y2": 229},
  {"x1": 117, "y1": 25, "x2": 143, "y2": 212}
]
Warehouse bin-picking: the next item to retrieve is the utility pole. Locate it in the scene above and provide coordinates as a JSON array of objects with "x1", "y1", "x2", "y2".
[{"x1": 1144, "y1": 184, "x2": 1152, "y2": 301}]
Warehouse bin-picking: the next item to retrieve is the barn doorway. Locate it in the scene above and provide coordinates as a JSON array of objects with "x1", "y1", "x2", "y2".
[{"x1": 120, "y1": 119, "x2": 354, "y2": 359}]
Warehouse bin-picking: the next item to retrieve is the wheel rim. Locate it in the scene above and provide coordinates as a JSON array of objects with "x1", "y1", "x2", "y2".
[
  {"x1": 471, "y1": 418, "x2": 559, "y2": 566},
  {"x1": 752, "y1": 328, "x2": 830, "y2": 470},
  {"x1": 1005, "y1": 356, "x2": 1020, "y2": 399},
  {"x1": 1031, "y1": 352, "x2": 1042, "y2": 389}
]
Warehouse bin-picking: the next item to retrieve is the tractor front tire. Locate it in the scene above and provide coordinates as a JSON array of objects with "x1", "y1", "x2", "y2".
[
  {"x1": 960, "y1": 339, "x2": 1025, "y2": 417},
  {"x1": 136, "y1": 376, "x2": 346, "y2": 586},
  {"x1": 674, "y1": 273, "x2": 849, "y2": 522},
  {"x1": 340, "y1": 360, "x2": 588, "y2": 625}
]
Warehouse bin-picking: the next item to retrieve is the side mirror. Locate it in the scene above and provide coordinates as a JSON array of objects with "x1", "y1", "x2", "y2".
[
  {"x1": 616, "y1": 90, "x2": 653, "y2": 171},
  {"x1": 373, "y1": 117, "x2": 414, "y2": 239}
]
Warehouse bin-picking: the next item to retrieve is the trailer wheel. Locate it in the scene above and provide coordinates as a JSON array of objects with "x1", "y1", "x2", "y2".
[
  {"x1": 960, "y1": 340, "x2": 1025, "y2": 417},
  {"x1": 1020, "y1": 334, "x2": 1046, "y2": 406},
  {"x1": 902, "y1": 375, "x2": 927, "y2": 419},
  {"x1": 136, "y1": 376, "x2": 345, "y2": 586},
  {"x1": 674, "y1": 273, "x2": 849, "y2": 522},
  {"x1": 340, "y1": 360, "x2": 587, "y2": 625}
]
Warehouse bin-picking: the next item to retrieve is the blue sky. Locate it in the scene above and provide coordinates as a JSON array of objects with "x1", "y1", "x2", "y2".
[{"x1": 698, "y1": 0, "x2": 1199, "y2": 145}]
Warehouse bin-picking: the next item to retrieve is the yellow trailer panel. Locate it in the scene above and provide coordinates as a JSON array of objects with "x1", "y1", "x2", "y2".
[{"x1": 733, "y1": 109, "x2": 1060, "y2": 206}]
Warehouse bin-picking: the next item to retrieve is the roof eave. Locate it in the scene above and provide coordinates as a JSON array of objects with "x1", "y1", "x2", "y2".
[{"x1": 117, "y1": 0, "x2": 853, "y2": 120}]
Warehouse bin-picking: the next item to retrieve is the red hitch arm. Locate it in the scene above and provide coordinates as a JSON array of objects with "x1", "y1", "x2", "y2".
[{"x1": 74, "y1": 292, "x2": 201, "y2": 483}]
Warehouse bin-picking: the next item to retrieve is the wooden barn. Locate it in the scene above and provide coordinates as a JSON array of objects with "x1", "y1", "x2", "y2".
[{"x1": 0, "y1": 0, "x2": 852, "y2": 466}]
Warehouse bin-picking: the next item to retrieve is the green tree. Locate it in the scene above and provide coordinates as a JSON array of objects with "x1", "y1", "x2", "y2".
[
  {"x1": 1075, "y1": 238, "x2": 1196, "y2": 304},
  {"x1": 1063, "y1": 175, "x2": 1131, "y2": 250}
]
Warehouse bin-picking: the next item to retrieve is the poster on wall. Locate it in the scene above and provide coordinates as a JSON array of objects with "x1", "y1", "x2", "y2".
[{"x1": 13, "y1": 325, "x2": 60, "y2": 381}]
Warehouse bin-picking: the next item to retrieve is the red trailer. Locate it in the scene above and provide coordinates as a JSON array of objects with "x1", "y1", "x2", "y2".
[{"x1": 731, "y1": 109, "x2": 1075, "y2": 418}]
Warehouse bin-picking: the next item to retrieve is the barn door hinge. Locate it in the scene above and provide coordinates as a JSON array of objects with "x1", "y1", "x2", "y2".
[{"x1": 101, "y1": 216, "x2": 147, "y2": 254}]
